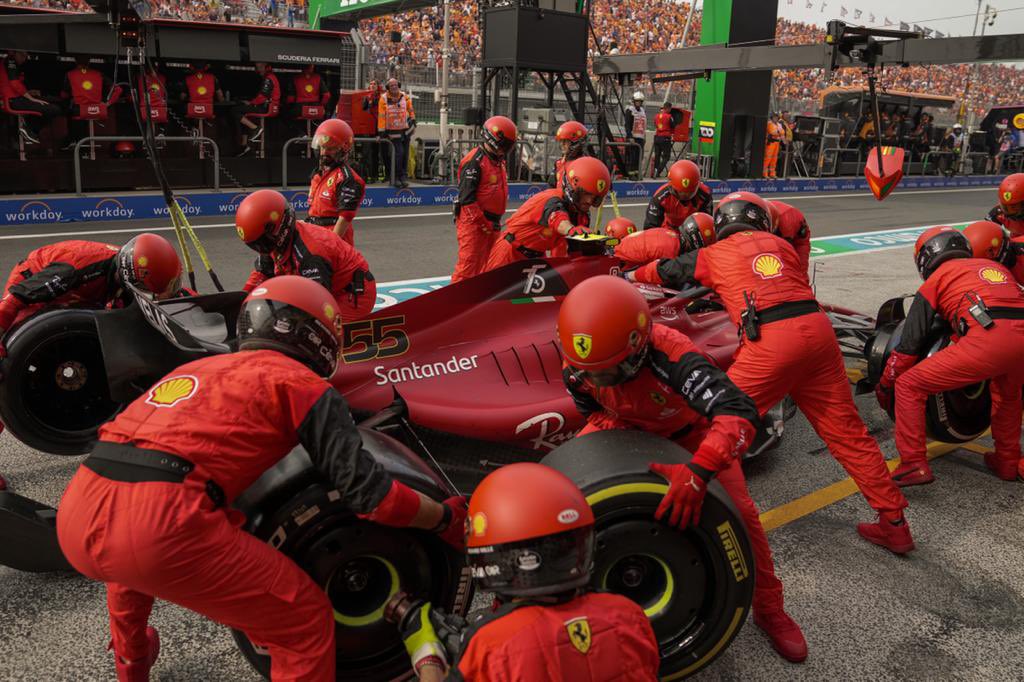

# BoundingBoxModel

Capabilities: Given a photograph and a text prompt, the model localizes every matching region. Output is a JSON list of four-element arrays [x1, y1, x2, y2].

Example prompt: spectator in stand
[[235, 62, 280, 157], [1, 50, 61, 145]]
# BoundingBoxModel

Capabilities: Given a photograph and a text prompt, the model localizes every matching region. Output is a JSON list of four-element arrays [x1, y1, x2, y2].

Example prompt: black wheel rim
[[21, 330, 119, 435]]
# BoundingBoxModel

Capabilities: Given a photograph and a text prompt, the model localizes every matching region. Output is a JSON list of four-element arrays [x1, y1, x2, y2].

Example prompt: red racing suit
[[769, 200, 811, 275], [250, 69, 281, 108], [63, 66, 108, 107], [563, 324, 790, 614], [56, 350, 412, 682], [988, 204, 1024, 237], [0, 240, 122, 333], [636, 231, 908, 520], [614, 227, 681, 268], [452, 146, 508, 283], [308, 162, 366, 244], [243, 220, 375, 321], [884, 258, 1024, 472], [186, 70, 217, 107], [642, 182, 712, 231], [485, 189, 588, 271], [452, 592, 660, 681]]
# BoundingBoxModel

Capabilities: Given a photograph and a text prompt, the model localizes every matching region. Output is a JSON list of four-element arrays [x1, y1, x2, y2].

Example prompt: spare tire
[[541, 430, 754, 680], [865, 319, 990, 442], [0, 309, 121, 455], [231, 428, 472, 681]]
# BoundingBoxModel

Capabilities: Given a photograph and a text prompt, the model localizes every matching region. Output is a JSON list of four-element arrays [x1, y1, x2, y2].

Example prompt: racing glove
[[880, 350, 917, 389], [565, 225, 591, 237], [649, 461, 713, 529], [400, 601, 449, 678], [431, 496, 468, 552]]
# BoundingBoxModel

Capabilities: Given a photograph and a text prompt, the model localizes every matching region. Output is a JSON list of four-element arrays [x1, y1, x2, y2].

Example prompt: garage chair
[[248, 102, 280, 159], [73, 84, 122, 160], [296, 102, 326, 157], [1, 96, 42, 162], [186, 102, 215, 160]]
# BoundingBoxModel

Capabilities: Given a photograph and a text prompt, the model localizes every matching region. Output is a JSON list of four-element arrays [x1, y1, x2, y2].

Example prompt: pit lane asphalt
[[2, 188, 1023, 681]]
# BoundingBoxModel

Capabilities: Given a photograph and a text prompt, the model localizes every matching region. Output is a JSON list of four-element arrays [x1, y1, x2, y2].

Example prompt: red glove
[[566, 225, 590, 237], [433, 496, 467, 551], [880, 350, 916, 389], [650, 462, 710, 529]]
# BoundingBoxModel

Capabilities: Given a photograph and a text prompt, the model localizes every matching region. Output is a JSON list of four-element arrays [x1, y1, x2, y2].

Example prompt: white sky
[[774, 0, 1024, 36]]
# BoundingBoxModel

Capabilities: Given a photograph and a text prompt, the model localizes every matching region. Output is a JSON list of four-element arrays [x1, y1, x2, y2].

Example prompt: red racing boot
[[753, 609, 808, 663], [984, 452, 1020, 482], [114, 627, 160, 682], [891, 460, 934, 487], [857, 512, 915, 554]]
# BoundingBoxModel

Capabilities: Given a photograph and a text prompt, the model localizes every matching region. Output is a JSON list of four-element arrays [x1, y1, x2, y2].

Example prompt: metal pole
[[961, 4, 993, 174], [681, 0, 698, 48], [440, 0, 451, 153]]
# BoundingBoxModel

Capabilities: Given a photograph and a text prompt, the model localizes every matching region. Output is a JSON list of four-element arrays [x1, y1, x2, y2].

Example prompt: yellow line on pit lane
[[759, 438, 993, 532]]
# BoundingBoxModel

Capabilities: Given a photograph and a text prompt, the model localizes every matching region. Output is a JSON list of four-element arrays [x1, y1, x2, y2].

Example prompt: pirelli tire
[[231, 428, 472, 682], [541, 430, 754, 680], [864, 319, 991, 442], [0, 309, 121, 455]]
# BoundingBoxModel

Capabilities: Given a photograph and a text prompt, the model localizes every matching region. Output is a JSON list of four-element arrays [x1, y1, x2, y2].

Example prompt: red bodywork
[[331, 256, 739, 453]]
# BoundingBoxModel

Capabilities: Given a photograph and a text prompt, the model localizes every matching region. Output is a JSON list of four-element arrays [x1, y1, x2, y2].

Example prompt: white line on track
[[0, 186, 995, 241]]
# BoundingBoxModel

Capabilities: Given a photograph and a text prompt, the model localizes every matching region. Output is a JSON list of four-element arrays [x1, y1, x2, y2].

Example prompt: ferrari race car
[[0, 246, 992, 680]]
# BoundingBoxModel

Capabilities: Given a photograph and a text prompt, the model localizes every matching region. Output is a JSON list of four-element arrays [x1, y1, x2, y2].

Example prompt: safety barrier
[[281, 136, 397, 188], [74, 136, 220, 195]]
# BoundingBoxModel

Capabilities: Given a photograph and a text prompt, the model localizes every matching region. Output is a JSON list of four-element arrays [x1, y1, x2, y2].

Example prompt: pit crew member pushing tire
[[56, 276, 466, 682], [630, 192, 915, 555], [558, 275, 808, 663], [237, 189, 376, 322], [395, 462, 661, 681], [877, 227, 1024, 486]]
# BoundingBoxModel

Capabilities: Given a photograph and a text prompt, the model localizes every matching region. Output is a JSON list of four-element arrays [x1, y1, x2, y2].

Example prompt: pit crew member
[[964, 219, 1024, 284], [768, 199, 812, 275], [307, 118, 366, 244], [643, 160, 712, 231], [612, 213, 715, 269], [987, 173, 1024, 236], [551, 120, 588, 188]]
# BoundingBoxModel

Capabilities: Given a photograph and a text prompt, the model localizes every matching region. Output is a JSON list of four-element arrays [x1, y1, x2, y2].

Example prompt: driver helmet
[[999, 173, 1024, 220], [237, 275, 341, 378], [311, 118, 354, 163], [117, 233, 182, 299], [555, 120, 588, 159], [235, 190, 297, 256], [667, 160, 700, 201], [963, 220, 1011, 265], [604, 216, 637, 241], [713, 191, 773, 239], [558, 275, 651, 387], [679, 212, 716, 252], [467, 462, 595, 597], [561, 157, 611, 211], [914, 226, 972, 280], [481, 115, 517, 156]]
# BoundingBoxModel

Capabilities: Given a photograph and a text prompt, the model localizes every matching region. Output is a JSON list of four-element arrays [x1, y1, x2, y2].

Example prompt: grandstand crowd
[[2, 0, 1022, 117]]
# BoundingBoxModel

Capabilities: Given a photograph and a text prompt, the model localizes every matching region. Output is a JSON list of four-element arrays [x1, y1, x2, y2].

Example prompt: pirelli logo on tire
[[717, 521, 749, 582]]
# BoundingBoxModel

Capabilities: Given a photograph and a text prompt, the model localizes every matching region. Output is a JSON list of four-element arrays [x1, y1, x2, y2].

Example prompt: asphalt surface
[[2, 186, 1023, 681]]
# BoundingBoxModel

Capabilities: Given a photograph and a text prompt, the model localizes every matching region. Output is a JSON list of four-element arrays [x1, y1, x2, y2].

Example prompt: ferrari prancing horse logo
[[573, 334, 593, 360], [565, 617, 591, 654]]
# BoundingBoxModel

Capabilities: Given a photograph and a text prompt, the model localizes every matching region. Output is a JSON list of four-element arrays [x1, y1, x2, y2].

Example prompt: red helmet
[[117, 233, 182, 299], [680, 212, 716, 252], [999, 173, 1024, 220], [555, 120, 588, 158], [558, 275, 651, 386], [604, 216, 637, 240], [113, 140, 136, 159], [237, 275, 341, 378], [482, 115, 517, 155], [467, 463, 594, 597], [562, 157, 611, 211], [767, 201, 781, 231], [312, 118, 354, 160], [713, 191, 773, 239], [914, 226, 972, 280], [667, 160, 701, 201], [235, 190, 296, 255], [963, 220, 1011, 264]]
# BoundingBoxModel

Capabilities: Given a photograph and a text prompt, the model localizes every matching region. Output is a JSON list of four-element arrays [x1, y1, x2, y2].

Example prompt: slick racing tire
[[541, 430, 754, 680], [0, 309, 121, 455], [231, 430, 472, 682], [865, 320, 991, 443]]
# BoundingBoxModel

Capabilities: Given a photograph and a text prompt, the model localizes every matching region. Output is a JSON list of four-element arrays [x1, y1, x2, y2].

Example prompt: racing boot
[[113, 627, 160, 682], [983, 452, 1020, 482], [857, 511, 915, 555], [752, 609, 808, 663], [891, 460, 934, 487]]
